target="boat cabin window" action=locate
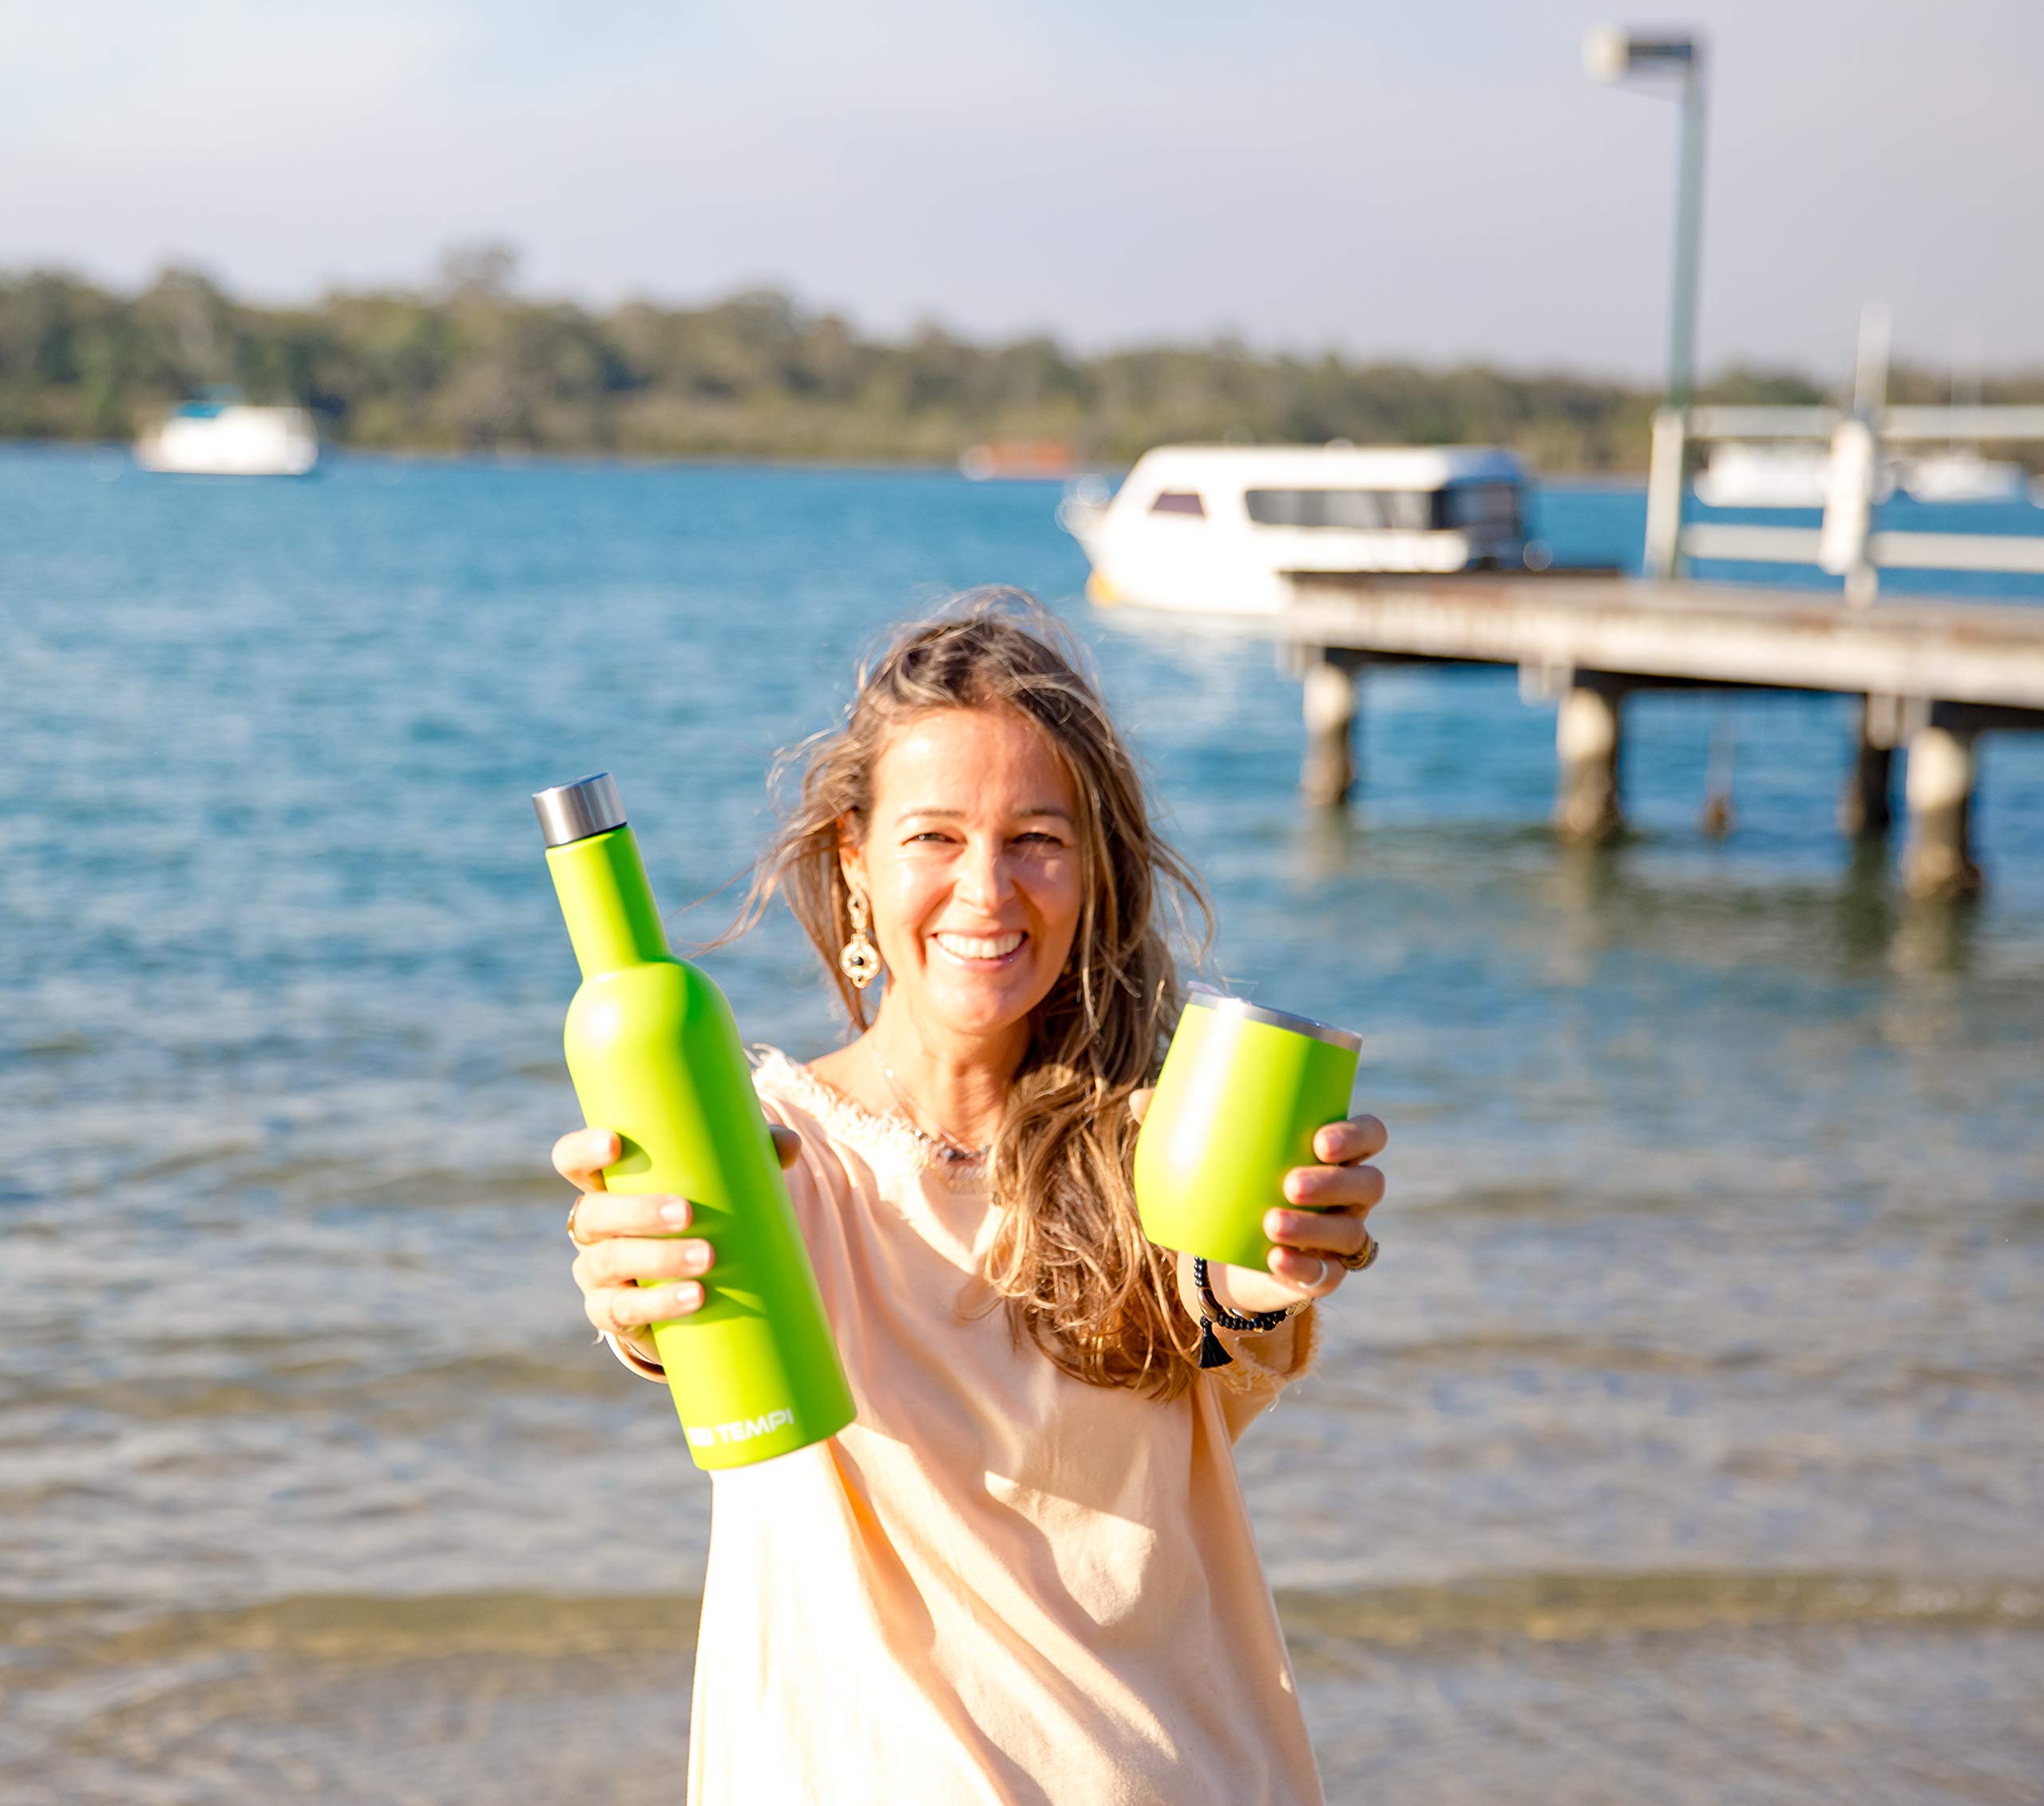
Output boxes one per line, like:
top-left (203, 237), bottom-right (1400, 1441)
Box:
top-left (1149, 490), bottom-right (1206, 517)
top-left (1244, 482), bottom-right (1523, 535)
top-left (1244, 489), bottom-right (1435, 532)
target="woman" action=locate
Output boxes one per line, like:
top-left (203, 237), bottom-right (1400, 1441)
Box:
top-left (557, 592), bottom-right (1388, 1805)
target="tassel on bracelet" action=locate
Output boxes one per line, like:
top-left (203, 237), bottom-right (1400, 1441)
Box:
top-left (1192, 1257), bottom-right (1301, 1369)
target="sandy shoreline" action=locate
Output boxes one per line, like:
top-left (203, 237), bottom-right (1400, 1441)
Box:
top-left (10, 1592), bottom-right (2042, 1804)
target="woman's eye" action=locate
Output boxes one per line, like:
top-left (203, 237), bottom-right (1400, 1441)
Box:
top-left (902, 829), bottom-right (1062, 846)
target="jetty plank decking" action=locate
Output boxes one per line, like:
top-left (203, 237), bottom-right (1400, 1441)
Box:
top-left (1115, 572), bottom-right (2044, 896)
top-left (1282, 572), bottom-right (2044, 710)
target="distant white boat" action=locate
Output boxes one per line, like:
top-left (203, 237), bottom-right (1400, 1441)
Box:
top-left (1899, 450), bottom-right (2028, 505)
top-left (1693, 442), bottom-right (1898, 509)
top-left (1696, 440), bottom-right (2034, 511)
top-left (1059, 443), bottom-right (1532, 615)
top-left (137, 392), bottom-right (319, 477)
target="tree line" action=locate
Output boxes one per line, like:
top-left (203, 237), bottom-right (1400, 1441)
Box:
top-left (2, 251), bottom-right (2034, 472)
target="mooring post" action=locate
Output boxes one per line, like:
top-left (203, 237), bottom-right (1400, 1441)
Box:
top-left (1902, 706), bottom-right (1982, 897)
top-left (1819, 415), bottom-right (1882, 609)
top-left (1300, 649), bottom-right (1361, 810)
top-left (1555, 673), bottom-right (1627, 842)
top-left (1839, 693), bottom-right (1900, 838)
top-left (1642, 408), bottom-right (1689, 580)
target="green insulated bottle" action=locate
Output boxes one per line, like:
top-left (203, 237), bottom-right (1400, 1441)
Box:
top-left (533, 773), bottom-right (856, 1469)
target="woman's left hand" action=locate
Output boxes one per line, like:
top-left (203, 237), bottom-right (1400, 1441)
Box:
top-left (1246, 1111), bottom-right (1388, 1313)
top-left (1131, 1089), bottom-right (1388, 1320)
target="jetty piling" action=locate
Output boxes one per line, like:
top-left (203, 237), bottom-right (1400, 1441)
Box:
top-left (1903, 706), bottom-right (1981, 896)
top-left (1297, 647), bottom-right (1367, 809)
top-left (1839, 694), bottom-right (1901, 839)
top-left (1553, 673), bottom-right (1629, 844)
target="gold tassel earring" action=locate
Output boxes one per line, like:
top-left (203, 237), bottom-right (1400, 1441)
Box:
top-left (838, 887), bottom-right (883, 990)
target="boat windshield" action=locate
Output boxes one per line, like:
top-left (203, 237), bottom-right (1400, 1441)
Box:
top-left (1441, 482), bottom-right (1522, 533)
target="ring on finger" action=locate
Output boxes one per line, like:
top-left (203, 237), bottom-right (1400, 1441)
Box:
top-left (1335, 1232), bottom-right (1379, 1273)
top-left (566, 1195), bottom-right (593, 1247)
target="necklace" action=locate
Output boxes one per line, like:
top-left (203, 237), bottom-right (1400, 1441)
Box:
top-left (874, 1054), bottom-right (992, 1165)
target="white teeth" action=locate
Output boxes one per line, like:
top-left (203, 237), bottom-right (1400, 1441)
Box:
top-left (933, 930), bottom-right (1026, 961)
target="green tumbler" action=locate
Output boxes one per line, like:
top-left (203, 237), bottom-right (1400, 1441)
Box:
top-left (534, 773), bottom-right (856, 1470)
top-left (1134, 984), bottom-right (1362, 1270)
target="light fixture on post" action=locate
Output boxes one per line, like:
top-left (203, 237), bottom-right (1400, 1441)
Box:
top-left (1586, 26), bottom-right (1707, 580)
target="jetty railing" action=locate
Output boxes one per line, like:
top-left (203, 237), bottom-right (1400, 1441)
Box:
top-left (1646, 404), bottom-right (2044, 600)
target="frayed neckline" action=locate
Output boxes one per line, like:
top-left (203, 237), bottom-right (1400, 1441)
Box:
top-left (748, 1044), bottom-right (990, 1191)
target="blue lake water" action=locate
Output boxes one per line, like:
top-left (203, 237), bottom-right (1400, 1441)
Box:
top-left (3, 446), bottom-right (2042, 1803)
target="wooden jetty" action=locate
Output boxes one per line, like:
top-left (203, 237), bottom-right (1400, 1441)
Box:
top-left (1139, 572), bottom-right (2044, 897)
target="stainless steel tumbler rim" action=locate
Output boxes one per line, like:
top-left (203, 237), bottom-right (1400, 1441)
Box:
top-left (533, 772), bottom-right (627, 847)
top-left (1183, 982), bottom-right (1363, 1053)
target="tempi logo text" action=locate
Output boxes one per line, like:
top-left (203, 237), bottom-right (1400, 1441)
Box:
top-left (685, 1408), bottom-right (794, 1448)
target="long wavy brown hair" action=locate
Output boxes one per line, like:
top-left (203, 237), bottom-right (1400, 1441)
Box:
top-left (708, 588), bottom-right (1215, 1400)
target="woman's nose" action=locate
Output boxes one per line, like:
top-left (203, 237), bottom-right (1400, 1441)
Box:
top-left (956, 839), bottom-right (1014, 909)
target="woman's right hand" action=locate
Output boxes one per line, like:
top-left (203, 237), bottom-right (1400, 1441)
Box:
top-left (553, 1124), bottom-right (803, 1365)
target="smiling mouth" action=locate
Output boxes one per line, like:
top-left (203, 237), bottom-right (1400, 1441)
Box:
top-left (930, 929), bottom-right (1028, 968)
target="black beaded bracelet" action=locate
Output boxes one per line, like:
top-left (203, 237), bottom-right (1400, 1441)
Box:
top-left (1192, 1256), bottom-right (1305, 1370)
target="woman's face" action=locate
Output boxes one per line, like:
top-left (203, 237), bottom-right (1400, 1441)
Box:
top-left (843, 703), bottom-right (1085, 1044)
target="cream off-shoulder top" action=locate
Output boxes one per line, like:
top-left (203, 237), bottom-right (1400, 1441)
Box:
top-left (601, 1044), bottom-right (1325, 1806)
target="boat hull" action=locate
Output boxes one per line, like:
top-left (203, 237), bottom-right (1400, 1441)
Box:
top-left (137, 405), bottom-right (319, 477)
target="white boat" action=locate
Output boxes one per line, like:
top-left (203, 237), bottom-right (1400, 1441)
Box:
top-left (1691, 442), bottom-right (1904, 509)
top-left (1058, 444), bottom-right (1531, 615)
top-left (137, 393), bottom-right (319, 477)
top-left (1898, 450), bottom-right (2029, 505)
top-left (1693, 443), bottom-right (1829, 508)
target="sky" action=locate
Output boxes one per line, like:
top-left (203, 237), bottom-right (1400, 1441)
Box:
top-left (4, 0), bottom-right (2040, 382)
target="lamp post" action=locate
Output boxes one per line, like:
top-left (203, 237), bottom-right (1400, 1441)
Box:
top-left (1585, 26), bottom-right (1707, 408)
top-left (1586, 26), bottom-right (1707, 579)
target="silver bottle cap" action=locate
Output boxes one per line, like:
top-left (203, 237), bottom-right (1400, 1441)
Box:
top-left (1183, 982), bottom-right (1363, 1053)
top-left (533, 773), bottom-right (626, 848)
